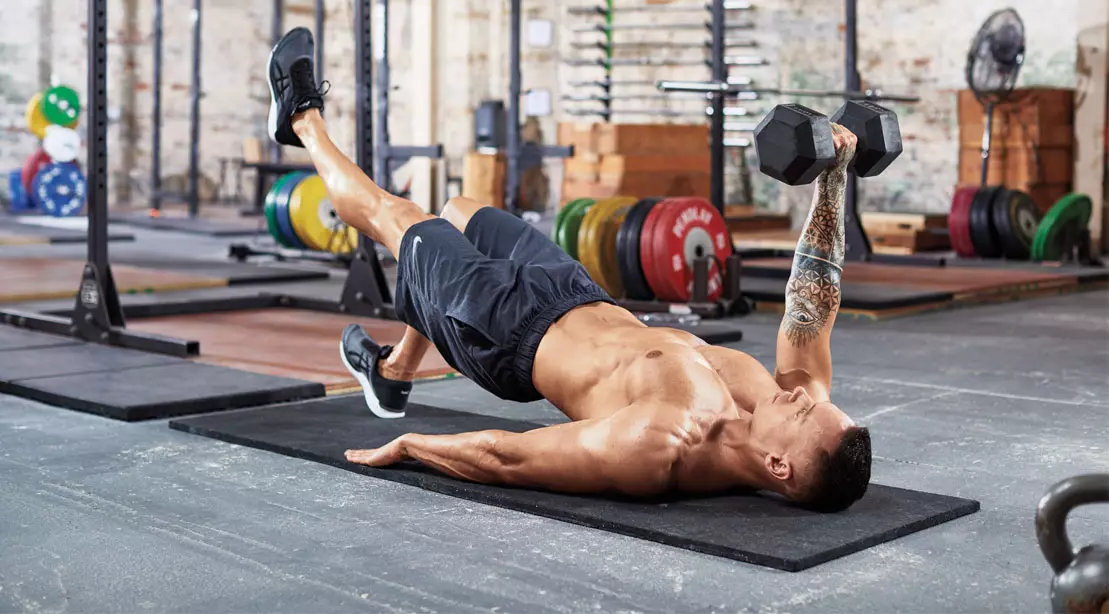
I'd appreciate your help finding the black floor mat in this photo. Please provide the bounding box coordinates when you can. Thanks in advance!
[0,326,325,421]
[0,220,134,244]
[108,214,265,237]
[742,276,952,311]
[170,397,981,571]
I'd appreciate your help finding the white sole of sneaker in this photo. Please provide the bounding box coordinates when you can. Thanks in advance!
[338,339,406,420]
[266,43,279,144]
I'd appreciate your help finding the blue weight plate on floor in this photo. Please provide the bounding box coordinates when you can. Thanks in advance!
[8,169,32,211]
[32,162,86,217]
[273,172,312,249]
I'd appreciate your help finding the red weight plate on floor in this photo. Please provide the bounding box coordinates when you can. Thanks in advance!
[21,149,52,196]
[646,197,733,303]
[638,198,678,300]
[948,186,977,258]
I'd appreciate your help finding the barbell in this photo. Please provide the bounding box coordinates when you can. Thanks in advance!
[658,80,922,103]
[567,1,752,15]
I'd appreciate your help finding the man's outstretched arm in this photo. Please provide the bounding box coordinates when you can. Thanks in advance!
[345,411,684,497]
[774,125,856,401]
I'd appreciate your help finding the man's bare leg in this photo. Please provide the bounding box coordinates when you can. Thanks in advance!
[292,109,431,257]
[292,108,434,380]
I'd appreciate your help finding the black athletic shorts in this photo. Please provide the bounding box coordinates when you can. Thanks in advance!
[393,207,614,401]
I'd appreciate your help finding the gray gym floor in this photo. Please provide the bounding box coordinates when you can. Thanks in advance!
[1,224,1108,612]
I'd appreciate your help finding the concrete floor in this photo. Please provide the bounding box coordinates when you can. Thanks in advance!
[1,223,1108,612]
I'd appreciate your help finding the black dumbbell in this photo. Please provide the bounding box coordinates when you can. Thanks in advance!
[753,100,904,186]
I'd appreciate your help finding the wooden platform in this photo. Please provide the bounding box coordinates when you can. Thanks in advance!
[739,257,1102,319]
[128,309,455,393]
[1,258,227,303]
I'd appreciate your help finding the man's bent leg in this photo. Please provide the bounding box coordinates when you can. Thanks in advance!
[289,109,435,380]
[292,109,432,257]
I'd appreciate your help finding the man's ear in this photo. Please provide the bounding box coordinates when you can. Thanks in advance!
[764,453,791,482]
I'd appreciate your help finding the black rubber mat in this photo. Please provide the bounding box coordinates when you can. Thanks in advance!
[741,276,952,310]
[170,397,981,571]
[0,220,135,244]
[0,328,325,421]
[111,256,330,285]
[107,214,265,237]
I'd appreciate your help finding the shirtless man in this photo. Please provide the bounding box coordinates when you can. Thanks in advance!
[268,28,871,512]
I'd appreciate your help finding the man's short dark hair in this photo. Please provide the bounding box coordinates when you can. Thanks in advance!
[800,426,872,513]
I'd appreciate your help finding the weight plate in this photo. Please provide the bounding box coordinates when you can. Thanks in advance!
[1032,193,1093,262]
[8,169,32,212]
[992,188,1040,260]
[42,125,80,163]
[42,85,81,127]
[616,197,664,300]
[274,172,312,250]
[21,149,52,196]
[32,162,86,217]
[644,197,732,303]
[969,186,1003,258]
[24,93,49,139]
[556,198,595,260]
[639,198,677,300]
[553,198,590,246]
[289,175,358,254]
[578,196,636,297]
[264,173,302,248]
[948,186,978,258]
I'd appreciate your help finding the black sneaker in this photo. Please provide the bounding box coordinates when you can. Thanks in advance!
[339,324,412,419]
[267,27,325,148]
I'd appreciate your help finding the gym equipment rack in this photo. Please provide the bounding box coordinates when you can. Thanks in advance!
[0,0,399,358]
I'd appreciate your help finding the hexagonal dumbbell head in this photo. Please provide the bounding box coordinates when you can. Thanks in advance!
[829,101,904,177]
[753,104,836,186]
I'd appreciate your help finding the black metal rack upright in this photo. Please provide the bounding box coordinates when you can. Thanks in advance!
[504,0,574,214]
[372,0,443,194]
[0,0,396,356]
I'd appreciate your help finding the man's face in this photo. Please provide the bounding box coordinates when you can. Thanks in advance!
[750,387,854,483]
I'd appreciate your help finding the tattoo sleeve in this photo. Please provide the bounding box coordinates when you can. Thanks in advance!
[783,127,852,347]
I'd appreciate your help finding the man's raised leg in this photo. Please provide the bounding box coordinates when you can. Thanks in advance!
[266,27,433,412]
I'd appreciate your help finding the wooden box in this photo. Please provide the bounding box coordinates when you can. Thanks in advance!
[557,122,709,156]
[957,147,1073,187]
[957,88,1075,150]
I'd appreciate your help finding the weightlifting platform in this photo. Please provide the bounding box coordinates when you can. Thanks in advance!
[0,257,329,304]
[108,211,267,237]
[0,217,134,246]
[734,253,1108,319]
[0,324,322,421]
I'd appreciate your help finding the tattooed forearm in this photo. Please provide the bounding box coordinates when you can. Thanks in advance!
[782,125,853,347]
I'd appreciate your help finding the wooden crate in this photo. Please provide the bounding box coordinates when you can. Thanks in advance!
[861,212,947,234]
[462,152,505,208]
[957,88,1074,150]
[564,154,711,180]
[557,122,709,156]
[957,147,1072,187]
[562,173,711,202]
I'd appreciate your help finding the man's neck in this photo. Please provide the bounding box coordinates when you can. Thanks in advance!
[712,416,775,491]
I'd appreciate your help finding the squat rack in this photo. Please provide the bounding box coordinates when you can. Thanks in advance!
[149,0,327,216]
[0,0,394,356]
[659,0,928,264]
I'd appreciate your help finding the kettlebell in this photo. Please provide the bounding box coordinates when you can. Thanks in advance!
[1035,474,1109,614]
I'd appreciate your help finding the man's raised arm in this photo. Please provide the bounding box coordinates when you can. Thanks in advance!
[345,410,684,497]
[774,125,856,400]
